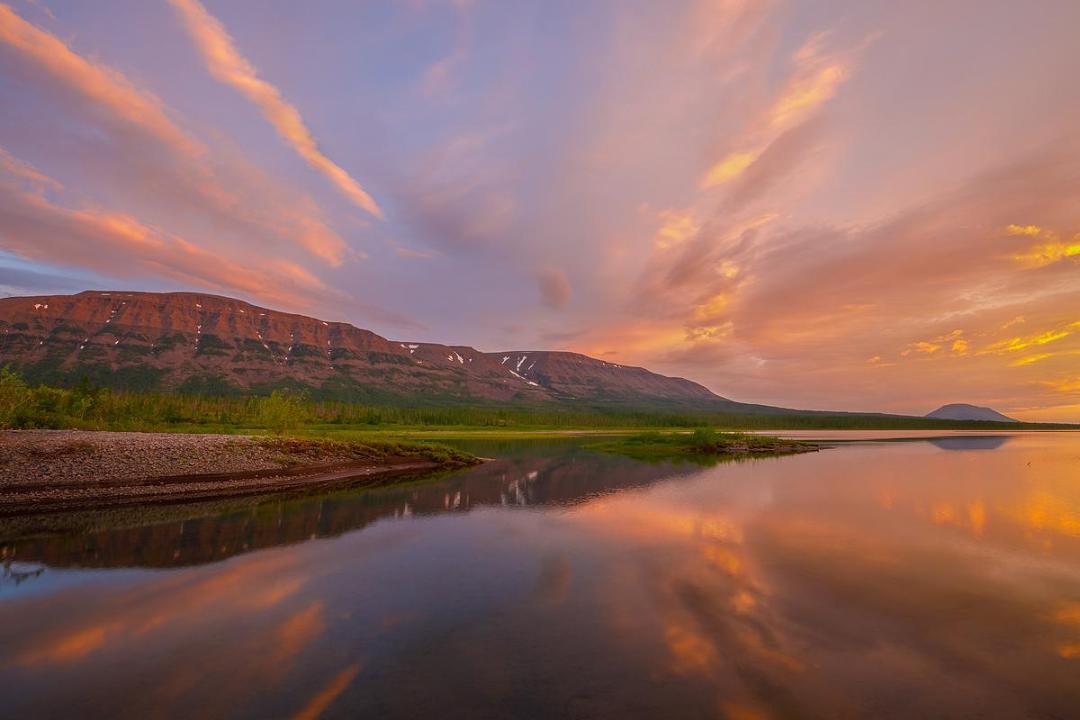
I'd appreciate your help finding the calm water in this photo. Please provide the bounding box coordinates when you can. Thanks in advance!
[2,433,1080,719]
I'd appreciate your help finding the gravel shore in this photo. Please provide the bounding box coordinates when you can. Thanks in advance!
[0,430,477,515]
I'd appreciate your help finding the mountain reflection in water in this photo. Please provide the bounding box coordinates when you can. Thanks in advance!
[2,433,1080,720]
[926,435,1012,450]
[1,442,697,568]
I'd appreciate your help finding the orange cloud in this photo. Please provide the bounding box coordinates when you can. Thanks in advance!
[0,146,61,191]
[903,341,940,356]
[0,4,349,266]
[700,31,862,190]
[768,32,852,129]
[0,3,201,157]
[1043,377,1080,394]
[1006,223,1080,268]
[980,321,1080,355]
[1009,349,1080,368]
[594,137,1080,418]
[701,151,757,189]
[902,330,967,358]
[693,293,731,322]
[1014,240,1080,268]
[1006,224,1042,237]
[170,0,383,220]
[653,209,700,250]
[0,152,330,308]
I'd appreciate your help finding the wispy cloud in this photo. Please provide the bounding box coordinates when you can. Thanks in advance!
[0,3,349,266]
[0,3,200,156]
[0,145,60,191]
[767,31,854,130]
[595,142,1080,416]
[417,0,474,100]
[700,31,865,190]
[0,147,328,308]
[169,0,384,219]
[19,0,54,21]
[393,244,436,260]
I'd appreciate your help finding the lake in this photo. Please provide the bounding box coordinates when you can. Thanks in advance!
[2,432,1079,719]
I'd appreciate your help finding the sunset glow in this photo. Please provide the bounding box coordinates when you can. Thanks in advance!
[1,0,1078,419]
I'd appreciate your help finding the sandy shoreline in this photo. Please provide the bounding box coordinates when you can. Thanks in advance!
[0,430,476,515]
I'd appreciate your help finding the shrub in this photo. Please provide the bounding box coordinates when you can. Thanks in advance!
[257,389,310,435]
[0,366,32,427]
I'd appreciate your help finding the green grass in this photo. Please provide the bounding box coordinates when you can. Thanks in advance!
[252,436,478,469]
[1,367,1075,438]
[587,429,816,464]
[0,368,482,464]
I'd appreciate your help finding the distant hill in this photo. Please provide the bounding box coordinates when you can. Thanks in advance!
[926,403,1018,423]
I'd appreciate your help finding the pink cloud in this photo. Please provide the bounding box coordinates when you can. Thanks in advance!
[0,3,349,266]
[0,150,329,309]
[537,266,572,309]
[169,0,383,220]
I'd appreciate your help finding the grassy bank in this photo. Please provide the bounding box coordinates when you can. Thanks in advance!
[587,429,818,463]
[0,368,1071,436]
[246,436,478,469]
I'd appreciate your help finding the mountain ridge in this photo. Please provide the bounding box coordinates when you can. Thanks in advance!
[0,291,731,408]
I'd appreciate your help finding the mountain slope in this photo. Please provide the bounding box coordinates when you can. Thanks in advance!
[0,291,731,408]
[926,404,1018,423]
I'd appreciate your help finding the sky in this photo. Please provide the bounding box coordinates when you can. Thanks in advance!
[1,0,1079,421]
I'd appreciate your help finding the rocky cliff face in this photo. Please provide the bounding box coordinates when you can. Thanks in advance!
[0,291,727,406]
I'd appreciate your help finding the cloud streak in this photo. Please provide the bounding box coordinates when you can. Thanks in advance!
[169,0,384,219]
[700,31,861,191]
[0,3,349,266]
[0,3,200,156]
[592,141,1080,418]
[0,148,328,309]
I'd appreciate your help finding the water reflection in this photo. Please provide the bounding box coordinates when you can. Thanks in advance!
[1,442,700,569]
[2,433,1080,719]
[926,435,1012,450]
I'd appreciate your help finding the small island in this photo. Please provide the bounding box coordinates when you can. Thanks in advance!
[588,429,821,463]
[0,430,479,516]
